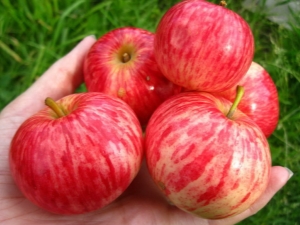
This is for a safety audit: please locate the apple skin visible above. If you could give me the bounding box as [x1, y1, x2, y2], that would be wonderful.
[216, 62, 279, 138]
[9, 92, 144, 215]
[145, 91, 271, 219]
[154, 0, 254, 92]
[84, 27, 181, 127]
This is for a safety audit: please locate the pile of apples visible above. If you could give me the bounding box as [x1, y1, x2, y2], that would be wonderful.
[9, 0, 279, 219]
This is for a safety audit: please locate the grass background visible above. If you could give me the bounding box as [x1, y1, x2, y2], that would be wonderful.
[0, 0, 299, 224]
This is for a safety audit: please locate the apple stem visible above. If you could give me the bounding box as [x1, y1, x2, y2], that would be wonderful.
[45, 97, 66, 118]
[220, 1, 227, 7]
[226, 85, 245, 119]
[122, 52, 131, 63]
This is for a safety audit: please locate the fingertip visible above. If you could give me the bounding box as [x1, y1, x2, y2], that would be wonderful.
[81, 35, 97, 47]
[269, 166, 292, 189]
[85, 34, 97, 41]
[63, 34, 96, 59]
[246, 166, 291, 216]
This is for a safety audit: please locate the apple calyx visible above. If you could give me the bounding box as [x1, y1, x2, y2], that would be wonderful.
[219, 1, 227, 7]
[45, 97, 66, 118]
[226, 85, 245, 119]
[122, 52, 131, 63]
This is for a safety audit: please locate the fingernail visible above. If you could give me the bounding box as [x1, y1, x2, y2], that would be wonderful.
[284, 167, 294, 179]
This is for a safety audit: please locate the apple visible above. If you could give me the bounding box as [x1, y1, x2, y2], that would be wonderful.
[145, 88, 271, 219]
[9, 92, 144, 215]
[217, 61, 279, 137]
[154, 0, 254, 92]
[83, 27, 181, 127]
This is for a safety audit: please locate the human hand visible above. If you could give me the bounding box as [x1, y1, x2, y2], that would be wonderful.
[0, 36, 292, 225]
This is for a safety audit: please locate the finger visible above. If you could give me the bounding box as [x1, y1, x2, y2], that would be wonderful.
[210, 166, 292, 225]
[1, 35, 96, 118]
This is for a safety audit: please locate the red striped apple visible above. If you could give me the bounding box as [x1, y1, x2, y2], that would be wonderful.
[154, 0, 254, 92]
[217, 62, 279, 137]
[83, 27, 181, 127]
[9, 92, 144, 215]
[145, 89, 271, 219]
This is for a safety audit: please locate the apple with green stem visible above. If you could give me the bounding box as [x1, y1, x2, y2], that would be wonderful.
[145, 86, 271, 219]
[9, 92, 144, 215]
[154, 0, 254, 92]
[217, 61, 279, 137]
[83, 27, 181, 127]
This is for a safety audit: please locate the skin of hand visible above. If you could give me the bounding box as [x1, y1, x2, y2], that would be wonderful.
[0, 35, 293, 225]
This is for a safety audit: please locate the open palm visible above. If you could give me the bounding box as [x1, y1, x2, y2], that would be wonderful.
[0, 36, 291, 225]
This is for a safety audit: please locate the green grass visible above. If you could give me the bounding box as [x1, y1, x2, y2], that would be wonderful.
[0, 0, 299, 224]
